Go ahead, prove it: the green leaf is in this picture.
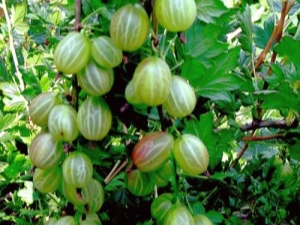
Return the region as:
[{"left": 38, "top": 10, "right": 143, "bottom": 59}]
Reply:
[
  {"left": 288, "top": 138, "right": 300, "bottom": 161},
  {"left": 206, "top": 210, "right": 224, "bottom": 223},
  {"left": 256, "top": 82, "right": 300, "bottom": 111},
  {"left": 19, "top": 209, "right": 48, "bottom": 216},
  {"left": 180, "top": 56, "right": 206, "bottom": 81},
  {"left": 48, "top": 10, "right": 63, "bottom": 26},
  {"left": 184, "top": 21, "right": 228, "bottom": 61},
  {"left": 185, "top": 48, "right": 242, "bottom": 101},
  {"left": 183, "top": 112, "right": 222, "bottom": 169},
  {"left": 4, "top": 154, "right": 30, "bottom": 180},
  {"left": 237, "top": 4, "right": 253, "bottom": 53},
  {"left": 0, "top": 111, "right": 18, "bottom": 131},
  {"left": 11, "top": 4, "right": 26, "bottom": 27},
  {"left": 0, "top": 162, "right": 9, "bottom": 173},
  {"left": 253, "top": 15, "right": 276, "bottom": 49},
  {"left": 0, "top": 58, "right": 9, "bottom": 82},
  {"left": 274, "top": 36, "right": 300, "bottom": 66},
  {"left": 14, "top": 21, "right": 29, "bottom": 34},
  {"left": 0, "top": 82, "right": 27, "bottom": 112},
  {"left": 192, "top": 202, "right": 206, "bottom": 215},
  {"left": 196, "top": 0, "right": 229, "bottom": 24},
  {"left": 17, "top": 181, "right": 34, "bottom": 205}
]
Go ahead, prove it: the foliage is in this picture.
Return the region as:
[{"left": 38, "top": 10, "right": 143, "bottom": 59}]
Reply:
[{"left": 0, "top": 0, "right": 300, "bottom": 224}]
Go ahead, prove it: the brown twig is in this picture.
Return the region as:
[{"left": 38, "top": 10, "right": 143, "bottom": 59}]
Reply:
[
  {"left": 242, "top": 133, "right": 285, "bottom": 141},
  {"left": 240, "top": 119, "right": 294, "bottom": 132},
  {"left": 251, "top": 0, "right": 294, "bottom": 76},
  {"left": 231, "top": 144, "right": 249, "bottom": 168},
  {"left": 104, "top": 159, "right": 128, "bottom": 185},
  {"left": 71, "top": 0, "right": 82, "bottom": 110},
  {"left": 75, "top": 0, "right": 82, "bottom": 32},
  {"left": 232, "top": 1, "right": 296, "bottom": 168},
  {"left": 151, "top": 0, "right": 159, "bottom": 47}
]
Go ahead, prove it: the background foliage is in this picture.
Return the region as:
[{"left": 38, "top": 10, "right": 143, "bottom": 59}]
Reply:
[{"left": 0, "top": 0, "right": 300, "bottom": 224}]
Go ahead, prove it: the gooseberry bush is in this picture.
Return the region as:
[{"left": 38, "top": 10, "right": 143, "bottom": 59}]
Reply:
[{"left": 0, "top": 0, "right": 300, "bottom": 224}]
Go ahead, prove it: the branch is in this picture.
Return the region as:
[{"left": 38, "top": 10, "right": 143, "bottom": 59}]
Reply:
[
  {"left": 151, "top": 0, "right": 158, "bottom": 47},
  {"left": 231, "top": 142, "right": 249, "bottom": 168},
  {"left": 251, "top": 0, "right": 294, "bottom": 75},
  {"left": 104, "top": 159, "right": 128, "bottom": 185},
  {"left": 71, "top": 0, "right": 82, "bottom": 110},
  {"left": 242, "top": 133, "right": 285, "bottom": 141},
  {"left": 75, "top": 0, "right": 82, "bottom": 31},
  {"left": 240, "top": 119, "right": 295, "bottom": 132},
  {"left": 2, "top": 0, "right": 25, "bottom": 91}
]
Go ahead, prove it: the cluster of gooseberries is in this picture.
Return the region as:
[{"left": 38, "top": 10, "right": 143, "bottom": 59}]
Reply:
[{"left": 27, "top": 0, "right": 213, "bottom": 224}]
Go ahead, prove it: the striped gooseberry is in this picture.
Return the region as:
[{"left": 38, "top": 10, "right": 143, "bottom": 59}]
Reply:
[
  {"left": 125, "top": 168, "right": 154, "bottom": 197},
  {"left": 164, "top": 205, "right": 195, "bottom": 225},
  {"left": 62, "top": 151, "right": 93, "bottom": 188},
  {"left": 125, "top": 80, "right": 148, "bottom": 109},
  {"left": 132, "top": 132, "right": 174, "bottom": 172},
  {"left": 162, "top": 75, "right": 196, "bottom": 118},
  {"left": 149, "top": 160, "right": 172, "bottom": 187},
  {"left": 54, "top": 32, "right": 91, "bottom": 74},
  {"left": 62, "top": 179, "right": 90, "bottom": 206},
  {"left": 44, "top": 218, "right": 57, "bottom": 225},
  {"left": 33, "top": 166, "right": 62, "bottom": 193},
  {"left": 110, "top": 4, "right": 149, "bottom": 51},
  {"left": 193, "top": 214, "right": 213, "bottom": 225},
  {"left": 151, "top": 193, "right": 174, "bottom": 225},
  {"left": 173, "top": 134, "right": 209, "bottom": 175},
  {"left": 56, "top": 216, "right": 76, "bottom": 225},
  {"left": 28, "top": 92, "right": 60, "bottom": 127},
  {"left": 77, "top": 60, "right": 114, "bottom": 96},
  {"left": 77, "top": 97, "right": 112, "bottom": 141},
  {"left": 76, "top": 179, "right": 105, "bottom": 214},
  {"left": 48, "top": 104, "right": 79, "bottom": 142},
  {"left": 91, "top": 36, "right": 123, "bottom": 68},
  {"left": 80, "top": 214, "right": 102, "bottom": 225},
  {"left": 132, "top": 56, "right": 172, "bottom": 106},
  {"left": 154, "top": 0, "right": 197, "bottom": 32},
  {"left": 29, "top": 132, "right": 63, "bottom": 169}
]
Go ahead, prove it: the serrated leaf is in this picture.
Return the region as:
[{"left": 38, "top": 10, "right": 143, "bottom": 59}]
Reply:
[
  {"left": 0, "top": 112, "right": 18, "bottom": 131},
  {"left": 0, "top": 132, "right": 15, "bottom": 143},
  {"left": 11, "top": 4, "right": 26, "bottom": 27},
  {"left": 4, "top": 154, "right": 30, "bottom": 180},
  {"left": 187, "top": 48, "right": 242, "bottom": 101},
  {"left": 0, "top": 82, "right": 27, "bottom": 112},
  {"left": 183, "top": 112, "right": 222, "bottom": 169},
  {"left": 180, "top": 56, "right": 206, "bottom": 81},
  {"left": 237, "top": 5, "right": 253, "bottom": 53},
  {"left": 14, "top": 21, "right": 29, "bottom": 34},
  {"left": 196, "top": 0, "right": 229, "bottom": 23},
  {"left": 17, "top": 181, "right": 34, "bottom": 205},
  {"left": 274, "top": 36, "right": 300, "bottom": 66},
  {"left": 184, "top": 21, "right": 228, "bottom": 60},
  {"left": 48, "top": 10, "right": 63, "bottom": 26},
  {"left": 253, "top": 15, "right": 276, "bottom": 49},
  {"left": 256, "top": 82, "right": 300, "bottom": 111}
]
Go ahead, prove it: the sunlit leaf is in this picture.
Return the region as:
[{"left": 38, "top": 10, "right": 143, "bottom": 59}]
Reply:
[
  {"left": 196, "top": 0, "right": 229, "bottom": 23},
  {"left": 17, "top": 181, "right": 34, "bottom": 205}
]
